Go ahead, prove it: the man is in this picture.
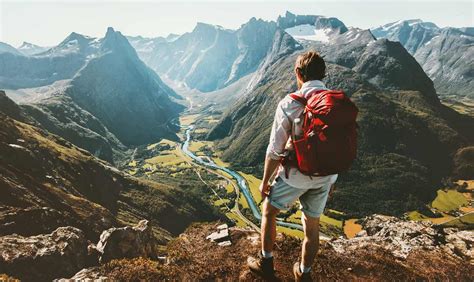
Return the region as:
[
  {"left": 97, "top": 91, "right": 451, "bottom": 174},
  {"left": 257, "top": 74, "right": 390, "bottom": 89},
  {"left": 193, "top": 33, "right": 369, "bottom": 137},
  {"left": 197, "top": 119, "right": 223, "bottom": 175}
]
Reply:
[{"left": 247, "top": 51, "right": 338, "bottom": 281}]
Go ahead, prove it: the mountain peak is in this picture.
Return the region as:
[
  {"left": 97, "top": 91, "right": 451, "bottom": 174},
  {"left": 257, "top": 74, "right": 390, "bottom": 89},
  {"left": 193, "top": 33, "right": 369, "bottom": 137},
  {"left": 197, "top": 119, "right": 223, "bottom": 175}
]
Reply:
[
  {"left": 106, "top": 27, "right": 116, "bottom": 36},
  {"left": 315, "top": 16, "right": 348, "bottom": 33},
  {"left": 100, "top": 27, "right": 136, "bottom": 56}
]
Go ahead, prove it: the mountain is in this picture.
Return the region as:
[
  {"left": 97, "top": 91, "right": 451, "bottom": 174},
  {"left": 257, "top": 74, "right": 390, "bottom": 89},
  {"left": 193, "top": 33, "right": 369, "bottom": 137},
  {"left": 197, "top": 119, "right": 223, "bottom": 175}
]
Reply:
[
  {"left": 128, "top": 18, "right": 279, "bottom": 92},
  {"left": 208, "top": 13, "right": 474, "bottom": 217},
  {"left": 0, "top": 42, "right": 23, "bottom": 56},
  {"left": 2, "top": 28, "right": 184, "bottom": 163},
  {"left": 371, "top": 20, "right": 474, "bottom": 97},
  {"left": 0, "top": 33, "right": 94, "bottom": 90},
  {"left": 413, "top": 28, "right": 474, "bottom": 97},
  {"left": 371, "top": 19, "right": 439, "bottom": 53},
  {"left": 0, "top": 89, "right": 219, "bottom": 251},
  {"left": 17, "top": 41, "right": 49, "bottom": 56}
]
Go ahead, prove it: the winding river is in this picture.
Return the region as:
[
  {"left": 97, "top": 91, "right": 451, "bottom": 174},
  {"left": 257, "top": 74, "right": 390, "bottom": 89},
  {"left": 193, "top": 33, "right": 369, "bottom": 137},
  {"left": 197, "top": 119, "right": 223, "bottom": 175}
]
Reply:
[{"left": 182, "top": 126, "right": 330, "bottom": 239}]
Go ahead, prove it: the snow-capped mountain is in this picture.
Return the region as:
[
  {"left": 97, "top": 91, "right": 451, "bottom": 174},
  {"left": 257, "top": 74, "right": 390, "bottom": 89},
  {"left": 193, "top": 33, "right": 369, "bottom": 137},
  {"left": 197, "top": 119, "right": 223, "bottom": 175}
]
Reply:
[
  {"left": 371, "top": 19, "right": 474, "bottom": 97},
  {"left": 128, "top": 18, "right": 279, "bottom": 92},
  {"left": 371, "top": 19, "right": 439, "bottom": 54},
  {"left": 17, "top": 42, "right": 49, "bottom": 56},
  {"left": 0, "top": 32, "right": 103, "bottom": 89},
  {"left": 3, "top": 27, "right": 183, "bottom": 162}
]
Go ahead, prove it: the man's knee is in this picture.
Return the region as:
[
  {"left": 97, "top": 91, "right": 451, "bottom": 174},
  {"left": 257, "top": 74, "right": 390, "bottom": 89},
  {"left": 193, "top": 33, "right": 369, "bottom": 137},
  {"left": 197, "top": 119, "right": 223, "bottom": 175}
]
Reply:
[{"left": 263, "top": 200, "right": 280, "bottom": 218}]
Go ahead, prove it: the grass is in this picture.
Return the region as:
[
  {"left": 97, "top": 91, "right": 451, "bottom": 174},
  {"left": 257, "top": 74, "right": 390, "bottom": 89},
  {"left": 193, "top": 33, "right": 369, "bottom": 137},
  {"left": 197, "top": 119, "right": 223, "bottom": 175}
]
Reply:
[
  {"left": 214, "top": 198, "right": 230, "bottom": 206},
  {"left": 225, "top": 212, "right": 247, "bottom": 227},
  {"left": 321, "top": 214, "right": 343, "bottom": 228},
  {"left": 407, "top": 211, "right": 427, "bottom": 221},
  {"left": 431, "top": 189, "right": 469, "bottom": 212},
  {"left": 212, "top": 156, "right": 230, "bottom": 168},
  {"left": 276, "top": 226, "right": 304, "bottom": 239},
  {"left": 407, "top": 210, "right": 455, "bottom": 224},
  {"left": 239, "top": 171, "right": 262, "bottom": 204},
  {"left": 179, "top": 114, "right": 200, "bottom": 126},
  {"left": 225, "top": 183, "right": 234, "bottom": 193},
  {"left": 344, "top": 219, "right": 362, "bottom": 238},
  {"left": 147, "top": 143, "right": 158, "bottom": 150},
  {"left": 440, "top": 212, "right": 474, "bottom": 228},
  {"left": 287, "top": 210, "right": 343, "bottom": 229},
  {"left": 238, "top": 193, "right": 250, "bottom": 209},
  {"left": 194, "top": 128, "right": 209, "bottom": 134},
  {"left": 188, "top": 141, "right": 213, "bottom": 153}
]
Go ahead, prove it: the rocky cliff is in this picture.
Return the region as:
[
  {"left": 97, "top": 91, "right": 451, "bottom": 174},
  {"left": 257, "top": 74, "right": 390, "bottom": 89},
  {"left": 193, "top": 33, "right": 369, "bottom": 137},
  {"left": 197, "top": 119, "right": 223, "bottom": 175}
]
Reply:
[{"left": 3, "top": 215, "right": 470, "bottom": 281}]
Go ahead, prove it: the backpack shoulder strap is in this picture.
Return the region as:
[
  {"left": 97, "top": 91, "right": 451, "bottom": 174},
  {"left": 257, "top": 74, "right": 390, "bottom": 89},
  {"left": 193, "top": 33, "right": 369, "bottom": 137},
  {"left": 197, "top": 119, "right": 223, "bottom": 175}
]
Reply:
[{"left": 289, "top": 92, "right": 307, "bottom": 106}]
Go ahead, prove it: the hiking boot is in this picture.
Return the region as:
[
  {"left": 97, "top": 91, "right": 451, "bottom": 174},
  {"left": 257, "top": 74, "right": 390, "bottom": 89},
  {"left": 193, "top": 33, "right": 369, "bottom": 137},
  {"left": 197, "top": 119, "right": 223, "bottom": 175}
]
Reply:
[
  {"left": 293, "top": 262, "right": 312, "bottom": 282},
  {"left": 247, "top": 252, "right": 275, "bottom": 279}
]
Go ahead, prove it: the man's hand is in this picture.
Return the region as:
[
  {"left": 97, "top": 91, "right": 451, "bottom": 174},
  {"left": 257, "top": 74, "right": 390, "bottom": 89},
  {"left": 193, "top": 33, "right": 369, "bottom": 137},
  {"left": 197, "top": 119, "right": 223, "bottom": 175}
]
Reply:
[{"left": 259, "top": 181, "right": 271, "bottom": 199}]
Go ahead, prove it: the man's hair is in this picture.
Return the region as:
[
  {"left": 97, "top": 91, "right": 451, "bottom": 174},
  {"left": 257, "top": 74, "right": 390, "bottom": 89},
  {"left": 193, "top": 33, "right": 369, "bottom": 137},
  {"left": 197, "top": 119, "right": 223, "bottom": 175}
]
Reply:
[{"left": 295, "top": 51, "right": 326, "bottom": 82}]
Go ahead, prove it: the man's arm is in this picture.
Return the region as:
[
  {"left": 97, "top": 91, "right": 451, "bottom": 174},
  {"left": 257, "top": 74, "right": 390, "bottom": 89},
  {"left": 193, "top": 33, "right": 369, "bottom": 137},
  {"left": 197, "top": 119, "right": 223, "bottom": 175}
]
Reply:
[
  {"left": 260, "top": 101, "right": 292, "bottom": 198},
  {"left": 259, "top": 156, "right": 281, "bottom": 198}
]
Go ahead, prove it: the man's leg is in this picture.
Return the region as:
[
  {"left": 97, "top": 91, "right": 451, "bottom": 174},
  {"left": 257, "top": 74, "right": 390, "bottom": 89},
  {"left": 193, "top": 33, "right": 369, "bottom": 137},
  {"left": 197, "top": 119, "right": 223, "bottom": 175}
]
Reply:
[
  {"left": 261, "top": 198, "right": 280, "bottom": 254},
  {"left": 300, "top": 212, "right": 320, "bottom": 270},
  {"left": 247, "top": 199, "right": 280, "bottom": 277}
]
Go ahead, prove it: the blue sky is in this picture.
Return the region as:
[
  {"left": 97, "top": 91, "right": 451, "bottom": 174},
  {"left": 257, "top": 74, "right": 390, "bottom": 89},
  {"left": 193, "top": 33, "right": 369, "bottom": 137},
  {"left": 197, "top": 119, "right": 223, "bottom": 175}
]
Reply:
[{"left": 1, "top": 0, "right": 472, "bottom": 47}]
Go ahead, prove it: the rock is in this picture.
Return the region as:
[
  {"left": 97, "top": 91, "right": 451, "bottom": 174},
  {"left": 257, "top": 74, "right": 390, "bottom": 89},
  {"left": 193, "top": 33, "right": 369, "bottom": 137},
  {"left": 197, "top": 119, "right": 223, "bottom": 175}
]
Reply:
[
  {"left": 329, "top": 214, "right": 474, "bottom": 261},
  {"left": 56, "top": 267, "right": 107, "bottom": 281},
  {"left": 0, "top": 226, "right": 88, "bottom": 281},
  {"left": 95, "top": 220, "right": 160, "bottom": 263},
  {"left": 0, "top": 206, "right": 73, "bottom": 237},
  {"left": 206, "top": 228, "right": 229, "bottom": 242},
  {"left": 218, "top": 240, "right": 232, "bottom": 247}
]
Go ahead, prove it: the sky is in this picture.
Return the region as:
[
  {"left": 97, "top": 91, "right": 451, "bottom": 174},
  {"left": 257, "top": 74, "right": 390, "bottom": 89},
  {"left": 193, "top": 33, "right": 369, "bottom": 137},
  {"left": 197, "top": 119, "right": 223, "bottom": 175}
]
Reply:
[{"left": 0, "top": 0, "right": 473, "bottom": 47}]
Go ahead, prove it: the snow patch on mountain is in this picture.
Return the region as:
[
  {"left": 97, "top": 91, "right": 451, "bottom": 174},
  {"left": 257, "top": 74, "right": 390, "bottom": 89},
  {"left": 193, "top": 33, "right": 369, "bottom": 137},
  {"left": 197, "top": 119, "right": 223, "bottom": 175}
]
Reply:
[{"left": 285, "top": 24, "right": 332, "bottom": 42}]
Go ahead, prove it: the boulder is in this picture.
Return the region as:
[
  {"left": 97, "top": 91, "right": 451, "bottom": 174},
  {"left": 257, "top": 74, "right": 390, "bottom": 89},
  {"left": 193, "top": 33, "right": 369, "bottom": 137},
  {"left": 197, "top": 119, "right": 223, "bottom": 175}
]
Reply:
[
  {"left": 329, "top": 214, "right": 474, "bottom": 261},
  {"left": 55, "top": 267, "right": 107, "bottom": 281},
  {"left": 206, "top": 228, "right": 229, "bottom": 243},
  {"left": 94, "top": 220, "right": 159, "bottom": 263},
  {"left": 0, "top": 226, "right": 88, "bottom": 281}
]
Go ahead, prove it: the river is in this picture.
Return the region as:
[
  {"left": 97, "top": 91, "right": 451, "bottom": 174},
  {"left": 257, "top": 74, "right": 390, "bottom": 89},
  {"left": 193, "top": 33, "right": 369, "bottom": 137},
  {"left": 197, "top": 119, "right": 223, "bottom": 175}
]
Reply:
[{"left": 182, "top": 126, "right": 331, "bottom": 239}]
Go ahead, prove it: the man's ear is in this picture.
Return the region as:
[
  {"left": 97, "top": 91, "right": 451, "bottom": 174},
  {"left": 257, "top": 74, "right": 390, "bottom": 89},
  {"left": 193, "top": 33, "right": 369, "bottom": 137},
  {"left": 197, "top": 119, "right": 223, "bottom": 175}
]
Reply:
[{"left": 295, "top": 68, "right": 303, "bottom": 81}]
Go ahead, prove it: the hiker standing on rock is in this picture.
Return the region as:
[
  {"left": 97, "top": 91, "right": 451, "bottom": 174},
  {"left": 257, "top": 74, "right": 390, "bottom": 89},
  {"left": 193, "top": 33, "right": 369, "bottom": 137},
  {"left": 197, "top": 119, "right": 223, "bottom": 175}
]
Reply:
[{"left": 247, "top": 51, "right": 358, "bottom": 281}]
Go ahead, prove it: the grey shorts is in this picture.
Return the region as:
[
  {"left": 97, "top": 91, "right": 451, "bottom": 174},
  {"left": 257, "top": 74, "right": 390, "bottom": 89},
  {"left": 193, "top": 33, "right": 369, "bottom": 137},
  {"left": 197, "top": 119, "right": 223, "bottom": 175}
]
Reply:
[{"left": 268, "top": 176, "right": 332, "bottom": 218}]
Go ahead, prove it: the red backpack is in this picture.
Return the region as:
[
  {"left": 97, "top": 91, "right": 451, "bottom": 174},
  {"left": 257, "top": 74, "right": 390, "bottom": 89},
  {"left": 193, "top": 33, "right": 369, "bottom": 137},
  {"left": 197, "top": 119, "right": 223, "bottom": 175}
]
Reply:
[{"left": 282, "top": 89, "right": 358, "bottom": 176}]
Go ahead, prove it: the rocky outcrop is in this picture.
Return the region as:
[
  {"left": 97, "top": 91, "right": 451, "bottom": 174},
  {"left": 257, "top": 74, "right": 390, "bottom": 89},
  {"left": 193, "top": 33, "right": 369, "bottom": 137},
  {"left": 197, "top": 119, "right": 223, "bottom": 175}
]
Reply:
[
  {"left": 93, "top": 220, "right": 160, "bottom": 264},
  {"left": 0, "top": 220, "right": 164, "bottom": 281},
  {"left": 329, "top": 215, "right": 474, "bottom": 262},
  {"left": 0, "top": 226, "right": 88, "bottom": 281}
]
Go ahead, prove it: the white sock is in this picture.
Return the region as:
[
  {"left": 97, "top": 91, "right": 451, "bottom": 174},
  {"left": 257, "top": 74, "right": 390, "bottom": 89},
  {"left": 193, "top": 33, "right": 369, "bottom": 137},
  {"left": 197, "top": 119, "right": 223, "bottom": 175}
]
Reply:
[
  {"left": 300, "top": 263, "right": 311, "bottom": 273},
  {"left": 261, "top": 250, "right": 273, "bottom": 258}
]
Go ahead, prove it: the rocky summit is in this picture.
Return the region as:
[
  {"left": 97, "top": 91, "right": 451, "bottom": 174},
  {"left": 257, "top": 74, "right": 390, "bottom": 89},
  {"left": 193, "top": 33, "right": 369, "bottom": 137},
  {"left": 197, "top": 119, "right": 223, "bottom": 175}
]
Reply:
[{"left": 20, "top": 216, "right": 470, "bottom": 281}]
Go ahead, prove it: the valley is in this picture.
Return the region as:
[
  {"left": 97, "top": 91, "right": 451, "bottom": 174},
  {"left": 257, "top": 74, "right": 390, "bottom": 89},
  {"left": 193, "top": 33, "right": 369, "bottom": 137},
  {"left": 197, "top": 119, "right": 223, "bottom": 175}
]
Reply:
[{"left": 0, "top": 9, "right": 473, "bottom": 280}]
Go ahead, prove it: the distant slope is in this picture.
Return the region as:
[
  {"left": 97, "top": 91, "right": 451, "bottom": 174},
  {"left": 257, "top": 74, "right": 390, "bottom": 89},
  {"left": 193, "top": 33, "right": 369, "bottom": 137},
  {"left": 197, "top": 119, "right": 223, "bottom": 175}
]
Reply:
[
  {"left": 208, "top": 14, "right": 474, "bottom": 217},
  {"left": 2, "top": 28, "right": 184, "bottom": 163},
  {"left": 17, "top": 42, "right": 50, "bottom": 56},
  {"left": 130, "top": 18, "right": 278, "bottom": 92},
  {"left": 413, "top": 28, "right": 474, "bottom": 97},
  {"left": 0, "top": 90, "right": 219, "bottom": 243},
  {"left": 66, "top": 27, "right": 183, "bottom": 146},
  {"left": 0, "top": 33, "right": 96, "bottom": 89},
  {"left": 371, "top": 20, "right": 474, "bottom": 97},
  {"left": 0, "top": 42, "right": 23, "bottom": 56}
]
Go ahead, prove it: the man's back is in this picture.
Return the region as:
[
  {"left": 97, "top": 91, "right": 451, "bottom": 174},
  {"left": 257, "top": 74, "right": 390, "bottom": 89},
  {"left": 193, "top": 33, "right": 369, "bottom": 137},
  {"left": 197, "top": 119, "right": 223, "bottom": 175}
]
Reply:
[{"left": 266, "top": 79, "right": 338, "bottom": 189}]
